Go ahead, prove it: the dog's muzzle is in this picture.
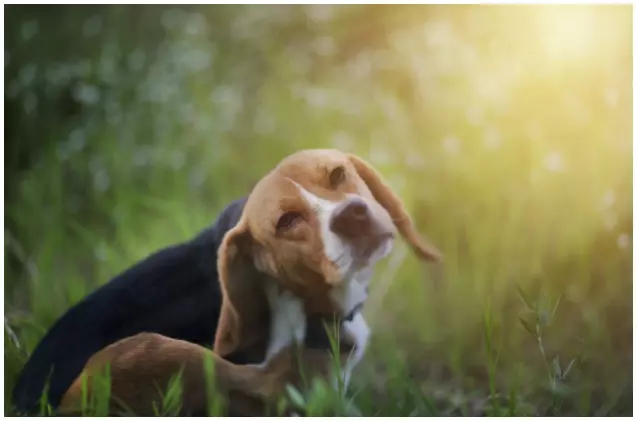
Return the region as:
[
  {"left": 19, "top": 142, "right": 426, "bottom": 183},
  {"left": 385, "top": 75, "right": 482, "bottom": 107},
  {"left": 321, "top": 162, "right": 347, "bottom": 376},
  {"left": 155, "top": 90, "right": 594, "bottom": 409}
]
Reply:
[{"left": 329, "top": 197, "right": 394, "bottom": 262}]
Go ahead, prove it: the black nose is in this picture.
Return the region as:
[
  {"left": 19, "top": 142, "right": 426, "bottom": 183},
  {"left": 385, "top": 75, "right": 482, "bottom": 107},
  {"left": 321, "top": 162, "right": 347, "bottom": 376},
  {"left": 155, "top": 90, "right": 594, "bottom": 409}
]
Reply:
[{"left": 330, "top": 198, "right": 371, "bottom": 239}]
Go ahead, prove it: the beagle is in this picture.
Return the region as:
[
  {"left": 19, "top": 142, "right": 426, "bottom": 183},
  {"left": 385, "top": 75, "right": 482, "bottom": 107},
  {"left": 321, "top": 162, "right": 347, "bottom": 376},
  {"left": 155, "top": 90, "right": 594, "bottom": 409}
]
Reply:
[{"left": 12, "top": 149, "right": 441, "bottom": 415}]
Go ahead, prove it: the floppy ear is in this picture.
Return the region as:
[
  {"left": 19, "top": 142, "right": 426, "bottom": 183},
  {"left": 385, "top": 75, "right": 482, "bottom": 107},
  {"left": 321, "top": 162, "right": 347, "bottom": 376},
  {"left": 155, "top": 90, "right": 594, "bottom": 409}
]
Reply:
[
  {"left": 214, "top": 220, "right": 268, "bottom": 357},
  {"left": 347, "top": 153, "right": 443, "bottom": 262}
]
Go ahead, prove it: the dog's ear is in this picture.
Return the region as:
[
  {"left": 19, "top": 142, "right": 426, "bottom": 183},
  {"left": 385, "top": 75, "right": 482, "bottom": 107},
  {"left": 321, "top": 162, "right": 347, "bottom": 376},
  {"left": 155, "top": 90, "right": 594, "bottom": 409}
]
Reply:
[
  {"left": 347, "top": 153, "right": 443, "bottom": 262},
  {"left": 214, "top": 220, "right": 268, "bottom": 357}
]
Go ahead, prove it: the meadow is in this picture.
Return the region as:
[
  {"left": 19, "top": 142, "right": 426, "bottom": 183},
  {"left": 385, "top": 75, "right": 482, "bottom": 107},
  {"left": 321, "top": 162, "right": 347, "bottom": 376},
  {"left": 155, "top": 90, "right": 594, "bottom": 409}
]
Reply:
[{"left": 4, "top": 5, "right": 632, "bottom": 416}]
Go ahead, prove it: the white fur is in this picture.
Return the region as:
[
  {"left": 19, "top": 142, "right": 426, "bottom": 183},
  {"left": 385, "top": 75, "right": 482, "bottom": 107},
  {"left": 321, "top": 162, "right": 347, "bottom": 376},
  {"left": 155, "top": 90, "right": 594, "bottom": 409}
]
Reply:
[
  {"left": 294, "top": 183, "right": 352, "bottom": 280},
  {"left": 260, "top": 283, "right": 306, "bottom": 367},
  {"left": 340, "top": 312, "right": 371, "bottom": 389}
]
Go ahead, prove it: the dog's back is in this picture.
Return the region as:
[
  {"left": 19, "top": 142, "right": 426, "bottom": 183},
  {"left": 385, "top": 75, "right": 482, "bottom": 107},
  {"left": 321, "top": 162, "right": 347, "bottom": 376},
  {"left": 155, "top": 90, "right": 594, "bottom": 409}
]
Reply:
[{"left": 11, "top": 197, "right": 247, "bottom": 414}]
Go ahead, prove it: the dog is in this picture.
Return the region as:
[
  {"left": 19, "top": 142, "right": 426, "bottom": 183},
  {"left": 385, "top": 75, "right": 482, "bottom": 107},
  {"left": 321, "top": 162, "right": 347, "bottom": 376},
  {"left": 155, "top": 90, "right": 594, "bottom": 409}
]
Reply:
[
  {"left": 12, "top": 149, "right": 442, "bottom": 415},
  {"left": 58, "top": 148, "right": 444, "bottom": 415}
]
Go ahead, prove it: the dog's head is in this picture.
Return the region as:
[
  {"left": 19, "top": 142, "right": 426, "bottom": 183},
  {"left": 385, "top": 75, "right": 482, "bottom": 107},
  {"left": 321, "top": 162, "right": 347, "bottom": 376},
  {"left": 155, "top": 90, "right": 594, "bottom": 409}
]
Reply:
[{"left": 214, "top": 149, "right": 442, "bottom": 356}]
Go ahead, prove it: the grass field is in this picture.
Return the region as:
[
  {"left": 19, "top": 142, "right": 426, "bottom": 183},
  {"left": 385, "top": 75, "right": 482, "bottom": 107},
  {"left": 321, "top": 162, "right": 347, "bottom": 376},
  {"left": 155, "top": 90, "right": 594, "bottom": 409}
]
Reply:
[{"left": 4, "top": 5, "right": 633, "bottom": 416}]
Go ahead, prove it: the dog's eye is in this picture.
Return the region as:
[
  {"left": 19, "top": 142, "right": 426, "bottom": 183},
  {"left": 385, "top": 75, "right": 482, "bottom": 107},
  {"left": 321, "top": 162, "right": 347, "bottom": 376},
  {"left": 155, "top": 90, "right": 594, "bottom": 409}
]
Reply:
[
  {"left": 329, "top": 166, "right": 346, "bottom": 187},
  {"left": 276, "top": 211, "right": 303, "bottom": 231}
]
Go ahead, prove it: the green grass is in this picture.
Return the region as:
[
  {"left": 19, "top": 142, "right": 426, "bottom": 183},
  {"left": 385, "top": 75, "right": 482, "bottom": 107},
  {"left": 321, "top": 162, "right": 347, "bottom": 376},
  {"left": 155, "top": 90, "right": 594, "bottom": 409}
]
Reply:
[{"left": 4, "top": 4, "right": 632, "bottom": 417}]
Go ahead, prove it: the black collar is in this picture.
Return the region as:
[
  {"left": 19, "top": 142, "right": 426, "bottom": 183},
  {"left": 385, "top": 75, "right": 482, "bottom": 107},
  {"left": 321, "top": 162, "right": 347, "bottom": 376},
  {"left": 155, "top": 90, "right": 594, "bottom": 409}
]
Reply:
[
  {"left": 303, "top": 303, "right": 364, "bottom": 352},
  {"left": 343, "top": 302, "right": 364, "bottom": 322}
]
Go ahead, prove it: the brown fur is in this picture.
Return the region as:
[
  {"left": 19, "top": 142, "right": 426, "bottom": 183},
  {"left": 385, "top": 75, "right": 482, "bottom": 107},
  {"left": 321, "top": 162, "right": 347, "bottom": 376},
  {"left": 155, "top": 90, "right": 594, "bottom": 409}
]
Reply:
[
  {"left": 59, "top": 332, "right": 351, "bottom": 416},
  {"left": 214, "top": 149, "right": 442, "bottom": 357}
]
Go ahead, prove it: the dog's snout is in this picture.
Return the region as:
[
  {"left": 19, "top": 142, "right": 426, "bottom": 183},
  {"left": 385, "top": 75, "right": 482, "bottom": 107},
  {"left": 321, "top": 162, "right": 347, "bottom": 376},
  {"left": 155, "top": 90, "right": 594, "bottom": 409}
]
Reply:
[{"left": 330, "top": 198, "right": 371, "bottom": 239}]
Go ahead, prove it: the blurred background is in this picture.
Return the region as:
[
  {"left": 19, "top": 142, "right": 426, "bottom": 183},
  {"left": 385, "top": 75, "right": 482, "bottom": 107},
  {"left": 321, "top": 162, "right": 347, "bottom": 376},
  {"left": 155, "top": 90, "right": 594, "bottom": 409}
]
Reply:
[{"left": 4, "top": 4, "right": 632, "bottom": 416}]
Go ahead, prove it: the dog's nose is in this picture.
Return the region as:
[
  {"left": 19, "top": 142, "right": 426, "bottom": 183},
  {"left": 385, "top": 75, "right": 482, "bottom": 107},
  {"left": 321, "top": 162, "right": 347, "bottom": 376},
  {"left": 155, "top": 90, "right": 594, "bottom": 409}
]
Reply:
[{"left": 330, "top": 198, "right": 372, "bottom": 239}]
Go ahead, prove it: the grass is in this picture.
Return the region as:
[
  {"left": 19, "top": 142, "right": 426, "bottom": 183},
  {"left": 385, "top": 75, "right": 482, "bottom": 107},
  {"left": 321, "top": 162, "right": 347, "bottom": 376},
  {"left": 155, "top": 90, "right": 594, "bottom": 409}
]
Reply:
[{"left": 4, "top": 4, "right": 632, "bottom": 417}]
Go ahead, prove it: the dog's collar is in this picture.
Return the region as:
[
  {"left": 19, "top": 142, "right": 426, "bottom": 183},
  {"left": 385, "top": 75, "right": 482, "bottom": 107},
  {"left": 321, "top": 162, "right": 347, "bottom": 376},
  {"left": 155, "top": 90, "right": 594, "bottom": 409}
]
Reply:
[
  {"left": 343, "top": 302, "right": 364, "bottom": 322},
  {"left": 303, "top": 303, "right": 364, "bottom": 352},
  {"left": 304, "top": 315, "right": 353, "bottom": 352}
]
